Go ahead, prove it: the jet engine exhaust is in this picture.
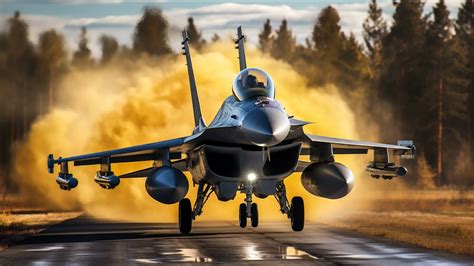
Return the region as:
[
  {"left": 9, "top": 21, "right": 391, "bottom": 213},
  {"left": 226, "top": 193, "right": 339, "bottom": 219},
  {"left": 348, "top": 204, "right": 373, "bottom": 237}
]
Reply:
[
  {"left": 301, "top": 162, "right": 354, "bottom": 199},
  {"left": 145, "top": 166, "right": 189, "bottom": 204},
  {"left": 241, "top": 106, "right": 290, "bottom": 147}
]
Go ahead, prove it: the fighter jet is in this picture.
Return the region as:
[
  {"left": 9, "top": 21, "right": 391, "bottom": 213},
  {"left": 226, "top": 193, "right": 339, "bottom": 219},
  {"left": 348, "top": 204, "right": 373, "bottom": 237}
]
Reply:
[{"left": 47, "top": 27, "right": 415, "bottom": 234}]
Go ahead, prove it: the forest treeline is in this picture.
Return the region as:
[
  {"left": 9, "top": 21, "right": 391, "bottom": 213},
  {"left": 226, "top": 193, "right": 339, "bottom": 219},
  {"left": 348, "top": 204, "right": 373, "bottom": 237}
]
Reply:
[{"left": 0, "top": 0, "right": 473, "bottom": 189}]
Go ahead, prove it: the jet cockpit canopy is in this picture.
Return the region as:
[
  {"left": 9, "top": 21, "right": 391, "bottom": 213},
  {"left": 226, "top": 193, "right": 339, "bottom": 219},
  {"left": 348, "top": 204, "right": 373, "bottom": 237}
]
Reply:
[{"left": 232, "top": 68, "right": 275, "bottom": 101}]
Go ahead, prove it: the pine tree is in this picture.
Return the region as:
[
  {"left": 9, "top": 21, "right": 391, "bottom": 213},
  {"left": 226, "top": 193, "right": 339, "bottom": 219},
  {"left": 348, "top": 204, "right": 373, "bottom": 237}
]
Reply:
[
  {"left": 312, "top": 6, "right": 345, "bottom": 57},
  {"left": 270, "top": 19, "right": 296, "bottom": 61},
  {"left": 186, "top": 17, "right": 205, "bottom": 49},
  {"left": 211, "top": 33, "right": 220, "bottom": 43},
  {"left": 363, "top": 0, "right": 387, "bottom": 101},
  {"left": 258, "top": 19, "right": 272, "bottom": 53},
  {"left": 99, "top": 34, "right": 119, "bottom": 64},
  {"left": 311, "top": 6, "right": 346, "bottom": 85},
  {"left": 37, "top": 30, "right": 67, "bottom": 111},
  {"left": 419, "top": 0, "right": 468, "bottom": 185},
  {"left": 380, "top": 0, "right": 426, "bottom": 133},
  {"left": 339, "top": 33, "right": 369, "bottom": 89},
  {"left": 133, "top": 7, "right": 172, "bottom": 56},
  {"left": 72, "top": 27, "right": 93, "bottom": 67},
  {"left": 4, "top": 11, "right": 36, "bottom": 139},
  {"left": 363, "top": 0, "right": 387, "bottom": 60},
  {"left": 457, "top": 0, "right": 474, "bottom": 169},
  {"left": 0, "top": 11, "right": 37, "bottom": 182}
]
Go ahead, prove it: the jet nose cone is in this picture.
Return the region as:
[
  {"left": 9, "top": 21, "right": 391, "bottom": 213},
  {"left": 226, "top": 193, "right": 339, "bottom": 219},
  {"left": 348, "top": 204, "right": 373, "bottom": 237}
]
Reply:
[{"left": 242, "top": 106, "right": 290, "bottom": 147}]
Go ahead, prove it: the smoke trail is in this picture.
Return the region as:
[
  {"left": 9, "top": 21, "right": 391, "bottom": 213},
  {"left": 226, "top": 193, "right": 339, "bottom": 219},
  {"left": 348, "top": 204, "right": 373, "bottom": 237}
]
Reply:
[{"left": 12, "top": 41, "right": 371, "bottom": 222}]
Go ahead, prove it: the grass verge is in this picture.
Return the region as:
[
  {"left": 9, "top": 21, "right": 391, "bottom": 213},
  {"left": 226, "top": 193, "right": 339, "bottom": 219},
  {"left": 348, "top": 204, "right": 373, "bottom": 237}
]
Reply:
[{"left": 0, "top": 211, "right": 81, "bottom": 251}]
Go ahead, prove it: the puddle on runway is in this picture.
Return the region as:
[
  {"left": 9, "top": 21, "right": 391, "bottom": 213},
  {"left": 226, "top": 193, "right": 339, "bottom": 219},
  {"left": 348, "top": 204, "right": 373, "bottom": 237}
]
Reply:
[
  {"left": 132, "top": 248, "right": 213, "bottom": 263},
  {"left": 25, "top": 246, "right": 64, "bottom": 252},
  {"left": 282, "top": 246, "right": 319, "bottom": 260},
  {"left": 242, "top": 245, "right": 318, "bottom": 260},
  {"left": 132, "top": 245, "right": 317, "bottom": 263}
]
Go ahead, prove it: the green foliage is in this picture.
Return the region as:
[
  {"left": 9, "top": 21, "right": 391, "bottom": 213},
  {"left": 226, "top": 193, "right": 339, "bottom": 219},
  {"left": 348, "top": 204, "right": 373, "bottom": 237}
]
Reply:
[
  {"left": 0, "top": 3, "right": 474, "bottom": 188},
  {"left": 418, "top": 0, "right": 470, "bottom": 185},
  {"left": 271, "top": 19, "right": 296, "bottom": 61},
  {"left": 37, "top": 29, "right": 68, "bottom": 112},
  {"left": 0, "top": 11, "right": 38, "bottom": 178},
  {"left": 338, "top": 33, "right": 369, "bottom": 88},
  {"left": 186, "top": 17, "right": 206, "bottom": 50},
  {"left": 363, "top": 0, "right": 387, "bottom": 89},
  {"left": 72, "top": 27, "right": 93, "bottom": 68},
  {"left": 99, "top": 35, "right": 119, "bottom": 64},
  {"left": 312, "top": 6, "right": 345, "bottom": 56},
  {"left": 133, "top": 7, "right": 172, "bottom": 56},
  {"left": 456, "top": 0, "right": 474, "bottom": 164},
  {"left": 379, "top": 0, "right": 426, "bottom": 132},
  {"left": 258, "top": 19, "right": 272, "bottom": 53},
  {"left": 211, "top": 33, "right": 220, "bottom": 43}
]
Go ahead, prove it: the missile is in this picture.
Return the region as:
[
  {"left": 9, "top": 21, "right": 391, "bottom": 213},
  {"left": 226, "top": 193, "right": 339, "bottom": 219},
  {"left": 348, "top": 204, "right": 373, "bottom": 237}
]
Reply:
[
  {"left": 94, "top": 172, "right": 120, "bottom": 189},
  {"left": 366, "top": 162, "right": 407, "bottom": 180},
  {"left": 56, "top": 174, "right": 78, "bottom": 190}
]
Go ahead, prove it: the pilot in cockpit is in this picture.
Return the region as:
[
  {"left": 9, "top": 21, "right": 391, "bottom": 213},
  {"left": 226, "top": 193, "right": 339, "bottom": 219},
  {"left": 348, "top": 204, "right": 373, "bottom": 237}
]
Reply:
[{"left": 233, "top": 68, "right": 275, "bottom": 101}]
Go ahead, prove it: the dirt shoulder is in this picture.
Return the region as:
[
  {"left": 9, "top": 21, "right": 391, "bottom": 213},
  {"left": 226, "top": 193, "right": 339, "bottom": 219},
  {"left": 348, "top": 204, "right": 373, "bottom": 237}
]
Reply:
[
  {"left": 320, "top": 210, "right": 474, "bottom": 257},
  {"left": 0, "top": 211, "right": 81, "bottom": 251},
  {"left": 320, "top": 189, "right": 474, "bottom": 257}
]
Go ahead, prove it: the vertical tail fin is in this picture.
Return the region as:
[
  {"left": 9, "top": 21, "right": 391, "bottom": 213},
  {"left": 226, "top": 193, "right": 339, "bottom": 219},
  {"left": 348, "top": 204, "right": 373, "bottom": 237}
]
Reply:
[
  {"left": 235, "top": 26, "right": 247, "bottom": 71},
  {"left": 182, "top": 30, "right": 205, "bottom": 131}
]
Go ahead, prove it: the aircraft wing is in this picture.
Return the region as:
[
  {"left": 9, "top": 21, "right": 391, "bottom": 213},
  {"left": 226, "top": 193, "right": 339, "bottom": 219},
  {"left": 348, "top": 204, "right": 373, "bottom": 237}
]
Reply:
[
  {"left": 302, "top": 134, "right": 414, "bottom": 155},
  {"left": 297, "top": 134, "right": 415, "bottom": 176},
  {"left": 48, "top": 136, "right": 188, "bottom": 173}
]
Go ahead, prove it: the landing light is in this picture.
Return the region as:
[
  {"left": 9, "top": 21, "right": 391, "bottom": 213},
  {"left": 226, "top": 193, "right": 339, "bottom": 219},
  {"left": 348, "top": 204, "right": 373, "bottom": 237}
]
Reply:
[{"left": 247, "top": 173, "right": 257, "bottom": 182}]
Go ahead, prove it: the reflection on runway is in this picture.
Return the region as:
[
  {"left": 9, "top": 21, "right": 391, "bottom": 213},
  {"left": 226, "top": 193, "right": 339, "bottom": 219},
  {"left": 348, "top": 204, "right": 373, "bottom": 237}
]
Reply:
[{"left": 0, "top": 216, "right": 472, "bottom": 265}]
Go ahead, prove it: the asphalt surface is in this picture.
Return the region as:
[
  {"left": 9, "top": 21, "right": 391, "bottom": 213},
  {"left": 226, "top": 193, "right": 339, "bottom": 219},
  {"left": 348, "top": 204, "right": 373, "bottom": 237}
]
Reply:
[{"left": 0, "top": 216, "right": 472, "bottom": 265}]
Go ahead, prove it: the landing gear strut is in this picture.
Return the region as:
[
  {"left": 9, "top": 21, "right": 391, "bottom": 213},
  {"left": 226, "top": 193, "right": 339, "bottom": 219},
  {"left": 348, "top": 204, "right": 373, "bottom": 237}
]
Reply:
[
  {"left": 275, "top": 181, "right": 304, "bottom": 231},
  {"left": 192, "top": 182, "right": 214, "bottom": 219},
  {"left": 239, "top": 182, "right": 258, "bottom": 228}
]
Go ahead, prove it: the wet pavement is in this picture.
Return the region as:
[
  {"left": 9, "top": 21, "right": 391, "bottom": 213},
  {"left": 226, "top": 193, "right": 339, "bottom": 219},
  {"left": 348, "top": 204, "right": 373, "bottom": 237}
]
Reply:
[{"left": 0, "top": 216, "right": 472, "bottom": 265}]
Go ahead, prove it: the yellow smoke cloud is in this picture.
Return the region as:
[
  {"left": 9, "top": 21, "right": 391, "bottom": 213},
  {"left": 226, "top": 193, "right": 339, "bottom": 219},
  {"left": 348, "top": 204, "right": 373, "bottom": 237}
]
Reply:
[{"left": 13, "top": 41, "right": 371, "bottom": 222}]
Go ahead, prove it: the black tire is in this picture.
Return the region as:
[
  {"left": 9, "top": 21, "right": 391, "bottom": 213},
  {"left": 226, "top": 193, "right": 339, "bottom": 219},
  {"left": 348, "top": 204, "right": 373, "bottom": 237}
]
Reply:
[
  {"left": 179, "top": 198, "right": 192, "bottom": 234},
  {"left": 251, "top": 203, "right": 258, "bottom": 227},
  {"left": 290, "top": 196, "right": 304, "bottom": 231},
  {"left": 239, "top": 203, "right": 247, "bottom": 228}
]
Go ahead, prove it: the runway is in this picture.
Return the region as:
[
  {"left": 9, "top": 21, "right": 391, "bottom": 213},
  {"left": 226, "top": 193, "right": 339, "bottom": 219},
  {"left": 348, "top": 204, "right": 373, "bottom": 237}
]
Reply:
[{"left": 0, "top": 216, "right": 472, "bottom": 265}]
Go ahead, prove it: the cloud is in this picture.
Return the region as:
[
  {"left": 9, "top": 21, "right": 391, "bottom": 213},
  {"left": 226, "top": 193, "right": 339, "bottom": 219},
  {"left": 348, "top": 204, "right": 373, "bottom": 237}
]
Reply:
[
  {"left": 2, "top": 1, "right": 465, "bottom": 58},
  {"left": 16, "top": 0, "right": 168, "bottom": 4}
]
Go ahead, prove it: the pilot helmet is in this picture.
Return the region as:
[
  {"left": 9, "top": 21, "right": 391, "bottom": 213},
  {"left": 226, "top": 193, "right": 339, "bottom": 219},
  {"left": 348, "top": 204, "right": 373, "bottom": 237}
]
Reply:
[{"left": 232, "top": 68, "right": 275, "bottom": 101}]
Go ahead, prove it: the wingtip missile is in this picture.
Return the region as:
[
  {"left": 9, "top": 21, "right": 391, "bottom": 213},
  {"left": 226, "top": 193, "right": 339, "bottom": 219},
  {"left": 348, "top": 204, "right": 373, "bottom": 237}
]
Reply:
[{"left": 48, "top": 154, "right": 55, "bottom": 174}]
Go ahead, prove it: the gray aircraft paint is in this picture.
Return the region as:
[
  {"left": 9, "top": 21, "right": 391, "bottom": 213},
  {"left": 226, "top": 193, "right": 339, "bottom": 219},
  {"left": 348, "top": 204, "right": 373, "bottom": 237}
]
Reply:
[{"left": 47, "top": 27, "right": 415, "bottom": 234}]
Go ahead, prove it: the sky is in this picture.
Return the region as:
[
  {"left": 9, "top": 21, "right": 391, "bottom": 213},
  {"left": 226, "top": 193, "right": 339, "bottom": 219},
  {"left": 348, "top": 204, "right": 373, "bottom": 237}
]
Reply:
[{"left": 0, "top": 0, "right": 467, "bottom": 57}]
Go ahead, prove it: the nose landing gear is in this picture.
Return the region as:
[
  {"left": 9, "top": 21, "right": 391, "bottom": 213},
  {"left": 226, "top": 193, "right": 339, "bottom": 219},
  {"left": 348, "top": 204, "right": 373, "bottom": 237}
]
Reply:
[{"left": 238, "top": 182, "right": 259, "bottom": 228}]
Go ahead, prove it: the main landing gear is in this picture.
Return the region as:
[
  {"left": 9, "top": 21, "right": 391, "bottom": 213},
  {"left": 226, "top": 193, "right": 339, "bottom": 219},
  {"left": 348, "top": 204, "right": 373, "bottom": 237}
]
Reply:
[
  {"left": 179, "top": 181, "right": 304, "bottom": 233},
  {"left": 275, "top": 181, "right": 304, "bottom": 231},
  {"left": 239, "top": 182, "right": 259, "bottom": 228},
  {"left": 179, "top": 182, "right": 214, "bottom": 234},
  {"left": 238, "top": 181, "right": 302, "bottom": 231}
]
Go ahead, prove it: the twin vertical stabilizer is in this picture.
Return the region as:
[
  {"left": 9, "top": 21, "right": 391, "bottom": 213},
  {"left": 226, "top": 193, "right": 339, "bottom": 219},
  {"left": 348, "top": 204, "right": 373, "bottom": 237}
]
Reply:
[
  {"left": 235, "top": 26, "right": 247, "bottom": 71},
  {"left": 182, "top": 30, "right": 205, "bottom": 131},
  {"left": 181, "top": 26, "right": 248, "bottom": 131}
]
